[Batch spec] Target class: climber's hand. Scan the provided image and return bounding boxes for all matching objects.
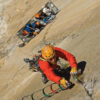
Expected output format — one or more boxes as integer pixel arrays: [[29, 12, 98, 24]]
[[60, 78, 69, 88], [70, 67, 77, 75]]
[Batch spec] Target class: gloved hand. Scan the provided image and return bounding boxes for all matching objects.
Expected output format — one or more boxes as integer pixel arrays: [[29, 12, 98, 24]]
[[60, 78, 69, 88], [70, 67, 77, 75]]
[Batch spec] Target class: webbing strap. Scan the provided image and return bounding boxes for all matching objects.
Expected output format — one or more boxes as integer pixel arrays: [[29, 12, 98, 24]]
[[22, 83, 68, 100], [42, 88, 51, 97], [31, 94, 35, 100], [39, 57, 47, 61], [72, 75, 84, 85], [58, 85, 65, 90], [50, 84, 57, 93]]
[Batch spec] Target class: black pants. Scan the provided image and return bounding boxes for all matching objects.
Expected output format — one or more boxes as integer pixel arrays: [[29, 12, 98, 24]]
[[54, 67, 71, 81]]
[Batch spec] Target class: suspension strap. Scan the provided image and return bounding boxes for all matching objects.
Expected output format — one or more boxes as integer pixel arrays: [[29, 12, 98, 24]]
[[72, 75, 84, 85], [39, 57, 47, 61], [42, 87, 51, 97], [58, 85, 65, 90], [50, 83, 58, 93], [22, 83, 69, 100], [31, 94, 35, 100]]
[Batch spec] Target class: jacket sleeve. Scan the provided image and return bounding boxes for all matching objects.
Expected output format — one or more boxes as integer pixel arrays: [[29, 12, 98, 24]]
[[39, 61, 61, 84], [54, 47, 77, 67]]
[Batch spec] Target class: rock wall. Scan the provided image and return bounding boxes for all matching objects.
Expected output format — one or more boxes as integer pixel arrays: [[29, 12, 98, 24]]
[[0, 0, 48, 60], [0, 0, 100, 100]]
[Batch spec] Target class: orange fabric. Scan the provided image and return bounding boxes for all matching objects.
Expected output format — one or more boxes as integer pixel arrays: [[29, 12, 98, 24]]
[[35, 13, 40, 18], [36, 22, 39, 25], [22, 30, 29, 36], [39, 47, 78, 84], [33, 32, 38, 35], [39, 60, 61, 84]]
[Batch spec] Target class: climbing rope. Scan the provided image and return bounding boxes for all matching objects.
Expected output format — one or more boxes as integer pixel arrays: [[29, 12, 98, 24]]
[[72, 75, 84, 86], [72, 75, 94, 99]]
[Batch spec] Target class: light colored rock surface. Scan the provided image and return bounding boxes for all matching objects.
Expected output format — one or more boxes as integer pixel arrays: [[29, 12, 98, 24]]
[[0, 0, 100, 100]]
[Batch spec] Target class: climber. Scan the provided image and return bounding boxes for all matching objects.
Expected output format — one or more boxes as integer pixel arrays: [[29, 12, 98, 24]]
[[39, 44, 78, 88]]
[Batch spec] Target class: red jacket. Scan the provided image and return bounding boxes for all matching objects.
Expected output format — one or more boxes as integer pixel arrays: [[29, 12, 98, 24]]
[[39, 47, 77, 84]]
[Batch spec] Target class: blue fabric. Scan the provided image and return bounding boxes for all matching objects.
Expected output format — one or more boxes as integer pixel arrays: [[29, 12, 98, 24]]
[[43, 15, 51, 23], [26, 24, 30, 28], [36, 63, 40, 68], [32, 21, 37, 28], [25, 24, 31, 32], [47, 15, 51, 19], [25, 27, 31, 32], [43, 18, 48, 23]]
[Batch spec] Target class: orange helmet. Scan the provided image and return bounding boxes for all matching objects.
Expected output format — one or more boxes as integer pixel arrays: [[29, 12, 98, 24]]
[[41, 45, 55, 60]]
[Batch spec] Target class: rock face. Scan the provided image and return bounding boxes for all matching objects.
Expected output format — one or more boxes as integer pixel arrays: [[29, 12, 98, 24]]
[[0, 0, 48, 60], [0, 0, 100, 100]]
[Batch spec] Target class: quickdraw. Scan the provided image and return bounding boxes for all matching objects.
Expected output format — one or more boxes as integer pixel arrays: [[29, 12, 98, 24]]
[[72, 75, 84, 85]]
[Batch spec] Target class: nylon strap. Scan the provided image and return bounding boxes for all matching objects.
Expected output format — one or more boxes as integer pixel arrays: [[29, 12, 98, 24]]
[[50, 84, 57, 93], [31, 94, 35, 100], [42, 88, 51, 97], [39, 57, 47, 61]]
